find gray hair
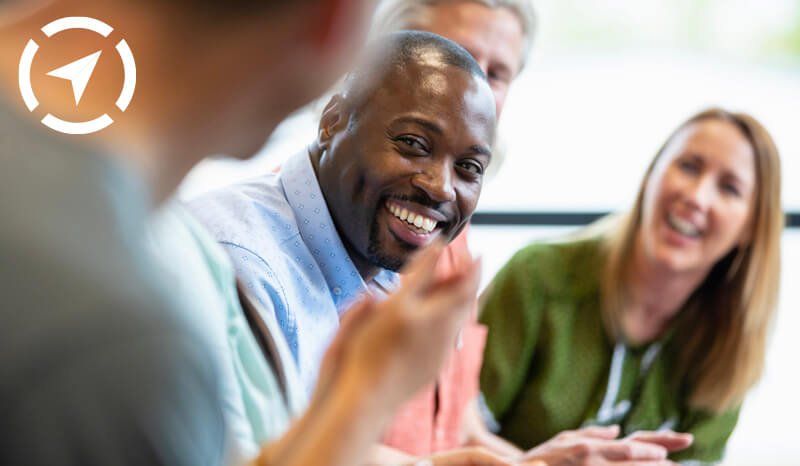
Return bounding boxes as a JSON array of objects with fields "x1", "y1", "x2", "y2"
[{"x1": 371, "y1": 0, "x2": 537, "y2": 72}]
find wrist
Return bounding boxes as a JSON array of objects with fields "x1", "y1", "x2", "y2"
[
  {"x1": 328, "y1": 362, "x2": 397, "y2": 429},
  {"x1": 346, "y1": 344, "x2": 417, "y2": 407}
]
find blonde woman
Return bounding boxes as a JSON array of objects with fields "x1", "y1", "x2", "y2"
[{"x1": 478, "y1": 108, "x2": 783, "y2": 464}]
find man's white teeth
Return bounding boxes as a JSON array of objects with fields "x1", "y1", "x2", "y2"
[
  {"x1": 388, "y1": 202, "x2": 437, "y2": 233},
  {"x1": 667, "y1": 213, "x2": 701, "y2": 237}
]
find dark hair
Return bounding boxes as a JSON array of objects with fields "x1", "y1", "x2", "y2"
[
  {"x1": 342, "y1": 30, "x2": 488, "y2": 112},
  {"x1": 382, "y1": 30, "x2": 487, "y2": 81}
]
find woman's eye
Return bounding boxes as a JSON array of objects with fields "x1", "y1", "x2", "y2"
[
  {"x1": 678, "y1": 159, "x2": 699, "y2": 174},
  {"x1": 722, "y1": 183, "x2": 741, "y2": 197}
]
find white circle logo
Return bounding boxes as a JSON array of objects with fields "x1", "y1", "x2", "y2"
[{"x1": 18, "y1": 17, "x2": 136, "y2": 135}]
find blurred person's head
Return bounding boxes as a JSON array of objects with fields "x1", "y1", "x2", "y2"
[
  {"x1": 310, "y1": 31, "x2": 496, "y2": 274},
  {"x1": 371, "y1": 0, "x2": 536, "y2": 118},
  {"x1": 0, "y1": 0, "x2": 376, "y2": 199},
  {"x1": 598, "y1": 108, "x2": 783, "y2": 413}
]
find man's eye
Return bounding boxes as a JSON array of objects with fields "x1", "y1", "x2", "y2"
[
  {"x1": 458, "y1": 160, "x2": 484, "y2": 175},
  {"x1": 488, "y1": 69, "x2": 510, "y2": 85},
  {"x1": 397, "y1": 136, "x2": 428, "y2": 153}
]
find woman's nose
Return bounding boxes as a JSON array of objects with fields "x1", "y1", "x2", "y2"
[{"x1": 684, "y1": 176, "x2": 716, "y2": 212}]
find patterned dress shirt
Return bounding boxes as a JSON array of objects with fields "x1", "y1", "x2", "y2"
[{"x1": 189, "y1": 151, "x2": 398, "y2": 393}]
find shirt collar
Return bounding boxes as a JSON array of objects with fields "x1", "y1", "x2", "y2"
[{"x1": 280, "y1": 151, "x2": 399, "y2": 313}]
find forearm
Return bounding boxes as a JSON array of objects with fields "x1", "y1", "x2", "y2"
[
  {"x1": 365, "y1": 444, "x2": 417, "y2": 466},
  {"x1": 465, "y1": 430, "x2": 523, "y2": 459},
  {"x1": 252, "y1": 366, "x2": 395, "y2": 466},
  {"x1": 461, "y1": 399, "x2": 522, "y2": 458}
]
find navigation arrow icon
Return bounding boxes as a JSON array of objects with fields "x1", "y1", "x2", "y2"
[{"x1": 46, "y1": 50, "x2": 102, "y2": 106}]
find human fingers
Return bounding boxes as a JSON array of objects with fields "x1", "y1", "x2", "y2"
[
  {"x1": 398, "y1": 239, "x2": 446, "y2": 295},
  {"x1": 317, "y1": 297, "x2": 374, "y2": 389},
  {"x1": 415, "y1": 257, "x2": 480, "y2": 324},
  {"x1": 519, "y1": 461, "x2": 548, "y2": 466},
  {"x1": 597, "y1": 439, "x2": 667, "y2": 461},
  {"x1": 626, "y1": 431, "x2": 693, "y2": 452},
  {"x1": 563, "y1": 425, "x2": 621, "y2": 440},
  {"x1": 609, "y1": 461, "x2": 678, "y2": 466},
  {"x1": 338, "y1": 296, "x2": 375, "y2": 335},
  {"x1": 327, "y1": 296, "x2": 374, "y2": 358},
  {"x1": 425, "y1": 254, "x2": 481, "y2": 295},
  {"x1": 425, "y1": 446, "x2": 515, "y2": 466}
]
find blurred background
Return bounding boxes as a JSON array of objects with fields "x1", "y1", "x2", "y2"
[{"x1": 180, "y1": 1, "x2": 800, "y2": 464}]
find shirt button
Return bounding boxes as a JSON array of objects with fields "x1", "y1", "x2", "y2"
[{"x1": 333, "y1": 287, "x2": 342, "y2": 296}]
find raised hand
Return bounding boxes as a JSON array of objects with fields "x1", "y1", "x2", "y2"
[
  {"x1": 314, "y1": 240, "x2": 481, "y2": 411},
  {"x1": 346, "y1": 240, "x2": 481, "y2": 405}
]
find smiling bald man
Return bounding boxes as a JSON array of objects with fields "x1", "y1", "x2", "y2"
[{"x1": 189, "y1": 31, "x2": 495, "y2": 409}]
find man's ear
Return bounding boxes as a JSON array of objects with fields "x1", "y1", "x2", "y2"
[{"x1": 317, "y1": 94, "x2": 347, "y2": 150}]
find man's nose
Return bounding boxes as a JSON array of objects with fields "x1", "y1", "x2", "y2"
[{"x1": 411, "y1": 163, "x2": 456, "y2": 204}]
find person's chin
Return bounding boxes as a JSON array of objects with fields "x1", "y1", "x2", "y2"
[
  {"x1": 369, "y1": 250, "x2": 405, "y2": 273},
  {"x1": 653, "y1": 248, "x2": 699, "y2": 273},
  {"x1": 372, "y1": 239, "x2": 412, "y2": 272}
]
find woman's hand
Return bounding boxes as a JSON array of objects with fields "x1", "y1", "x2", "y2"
[
  {"x1": 460, "y1": 398, "x2": 525, "y2": 458},
  {"x1": 624, "y1": 430, "x2": 693, "y2": 453},
  {"x1": 520, "y1": 425, "x2": 692, "y2": 466},
  {"x1": 407, "y1": 447, "x2": 545, "y2": 466}
]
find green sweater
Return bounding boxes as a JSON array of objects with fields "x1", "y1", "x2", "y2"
[{"x1": 479, "y1": 237, "x2": 740, "y2": 463}]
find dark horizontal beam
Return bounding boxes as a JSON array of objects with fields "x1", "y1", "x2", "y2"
[{"x1": 472, "y1": 211, "x2": 800, "y2": 228}]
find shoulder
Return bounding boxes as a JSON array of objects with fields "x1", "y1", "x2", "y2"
[
  {"x1": 153, "y1": 203, "x2": 233, "y2": 275},
  {"x1": 1, "y1": 197, "x2": 219, "y2": 393},
  {"x1": 1, "y1": 280, "x2": 225, "y2": 465},
  {"x1": 0, "y1": 105, "x2": 224, "y2": 464},
  {"x1": 0, "y1": 227, "x2": 225, "y2": 466},
  {"x1": 186, "y1": 175, "x2": 298, "y2": 250},
  {"x1": 505, "y1": 235, "x2": 602, "y2": 275},
  {"x1": 502, "y1": 236, "x2": 604, "y2": 297}
]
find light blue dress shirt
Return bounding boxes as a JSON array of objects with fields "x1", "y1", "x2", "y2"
[
  {"x1": 189, "y1": 151, "x2": 398, "y2": 392},
  {"x1": 148, "y1": 203, "x2": 307, "y2": 463}
]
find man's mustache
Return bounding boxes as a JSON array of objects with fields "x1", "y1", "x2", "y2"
[{"x1": 384, "y1": 193, "x2": 450, "y2": 217}]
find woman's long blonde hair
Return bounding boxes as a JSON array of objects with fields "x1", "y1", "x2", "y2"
[{"x1": 598, "y1": 108, "x2": 783, "y2": 413}]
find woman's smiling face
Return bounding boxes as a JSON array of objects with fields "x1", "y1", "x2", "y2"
[{"x1": 639, "y1": 118, "x2": 757, "y2": 275}]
